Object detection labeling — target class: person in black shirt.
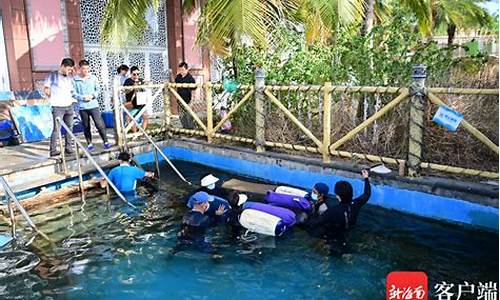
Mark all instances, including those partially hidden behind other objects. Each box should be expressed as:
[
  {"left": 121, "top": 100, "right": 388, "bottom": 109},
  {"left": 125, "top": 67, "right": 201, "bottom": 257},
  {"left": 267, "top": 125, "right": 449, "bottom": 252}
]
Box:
[
  {"left": 306, "top": 170, "right": 371, "bottom": 254},
  {"left": 174, "top": 62, "right": 196, "bottom": 129},
  {"left": 123, "top": 66, "right": 149, "bottom": 132},
  {"left": 174, "top": 191, "right": 226, "bottom": 255}
]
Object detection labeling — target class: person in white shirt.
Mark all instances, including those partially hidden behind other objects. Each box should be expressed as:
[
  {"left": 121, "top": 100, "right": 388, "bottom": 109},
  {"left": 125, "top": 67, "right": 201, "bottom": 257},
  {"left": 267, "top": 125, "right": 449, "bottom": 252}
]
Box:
[
  {"left": 43, "top": 58, "right": 76, "bottom": 157},
  {"left": 113, "top": 64, "right": 129, "bottom": 105}
]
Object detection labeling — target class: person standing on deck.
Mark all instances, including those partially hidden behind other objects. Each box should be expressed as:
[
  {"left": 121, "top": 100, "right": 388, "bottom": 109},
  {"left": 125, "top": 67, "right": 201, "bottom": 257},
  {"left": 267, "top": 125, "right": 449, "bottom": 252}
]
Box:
[
  {"left": 123, "top": 66, "right": 149, "bottom": 133},
  {"left": 114, "top": 64, "right": 129, "bottom": 86},
  {"left": 113, "top": 64, "right": 129, "bottom": 104},
  {"left": 107, "top": 151, "right": 154, "bottom": 193},
  {"left": 73, "top": 59, "right": 111, "bottom": 152},
  {"left": 44, "top": 58, "right": 76, "bottom": 157},
  {"left": 174, "top": 62, "right": 196, "bottom": 129}
]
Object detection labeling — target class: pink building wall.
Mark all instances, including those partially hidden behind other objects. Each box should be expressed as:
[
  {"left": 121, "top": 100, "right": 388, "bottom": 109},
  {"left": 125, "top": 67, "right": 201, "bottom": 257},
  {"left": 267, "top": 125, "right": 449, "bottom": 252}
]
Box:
[{"left": 26, "top": 0, "right": 66, "bottom": 71}]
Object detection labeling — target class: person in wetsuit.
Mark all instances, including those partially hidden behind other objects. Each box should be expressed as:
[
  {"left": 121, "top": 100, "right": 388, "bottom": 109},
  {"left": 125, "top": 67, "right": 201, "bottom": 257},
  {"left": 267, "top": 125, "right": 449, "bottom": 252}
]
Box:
[
  {"left": 305, "top": 170, "right": 371, "bottom": 253},
  {"left": 225, "top": 193, "right": 249, "bottom": 236},
  {"left": 175, "top": 191, "right": 226, "bottom": 255},
  {"left": 186, "top": 173, "right": 231, "bottom": 201}
]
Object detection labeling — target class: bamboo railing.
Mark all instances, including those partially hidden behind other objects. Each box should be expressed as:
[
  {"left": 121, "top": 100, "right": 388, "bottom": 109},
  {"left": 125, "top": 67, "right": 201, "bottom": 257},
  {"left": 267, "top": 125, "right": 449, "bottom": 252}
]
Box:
[{"left": 115, "top": 68, "right": 499, "bottom": 180}]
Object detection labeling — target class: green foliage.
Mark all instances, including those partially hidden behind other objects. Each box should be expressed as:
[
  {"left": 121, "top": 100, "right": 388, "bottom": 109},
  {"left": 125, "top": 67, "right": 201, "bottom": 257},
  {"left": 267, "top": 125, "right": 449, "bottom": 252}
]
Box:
[{"left": 223, "top": 13, "right": 484, "bottom": 88}]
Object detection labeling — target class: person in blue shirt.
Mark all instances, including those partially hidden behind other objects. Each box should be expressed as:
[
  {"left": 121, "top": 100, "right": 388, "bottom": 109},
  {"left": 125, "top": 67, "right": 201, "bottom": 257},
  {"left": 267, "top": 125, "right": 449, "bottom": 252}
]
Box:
[
  {"left": 73, "top": 59, "right": 111, "bottom": 152},
  {"left": 107, "top": 151, "right": 154, "bottom": 193}
]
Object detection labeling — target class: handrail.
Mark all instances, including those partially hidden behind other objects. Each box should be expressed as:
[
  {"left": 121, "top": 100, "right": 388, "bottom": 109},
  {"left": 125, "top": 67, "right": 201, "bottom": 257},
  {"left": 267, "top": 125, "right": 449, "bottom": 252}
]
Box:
[
  {"left": 0, "top": 176, "right": 52, "bottom": 242},
  {"left": 121, "top": 105, "right": 192, "bottom": 185},
  {"left": 55, "top": 117, "right": 136, "bottom": 208}
]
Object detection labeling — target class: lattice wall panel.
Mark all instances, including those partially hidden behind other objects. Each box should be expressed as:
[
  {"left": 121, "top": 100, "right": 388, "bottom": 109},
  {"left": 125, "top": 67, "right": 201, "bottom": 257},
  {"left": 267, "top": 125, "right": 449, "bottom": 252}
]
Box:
[{"left": 79, "top": 0, "right": 168, "bottom": 114}]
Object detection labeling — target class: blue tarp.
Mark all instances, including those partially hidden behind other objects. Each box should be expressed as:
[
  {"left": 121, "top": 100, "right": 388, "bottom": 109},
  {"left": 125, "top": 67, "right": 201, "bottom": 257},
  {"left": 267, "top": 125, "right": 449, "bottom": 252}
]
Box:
[{"left": 10, "top": 104, "right": 83, "bottom": 143}]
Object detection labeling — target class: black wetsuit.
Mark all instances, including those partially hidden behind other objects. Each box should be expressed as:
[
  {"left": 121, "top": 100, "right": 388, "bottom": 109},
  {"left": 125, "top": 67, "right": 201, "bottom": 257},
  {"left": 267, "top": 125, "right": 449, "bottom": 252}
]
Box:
[
  {"left": 306, "top": 178, "right": 371, "bottom": 242},
  {"left": 185, "top": 186, "right": 232, "bottom": 203},
  {"left": 179, "top": 210, "right": 210, "bottom": 243},
  {"left": 349, "top": 178, "right": 371, "bottom": 226}
]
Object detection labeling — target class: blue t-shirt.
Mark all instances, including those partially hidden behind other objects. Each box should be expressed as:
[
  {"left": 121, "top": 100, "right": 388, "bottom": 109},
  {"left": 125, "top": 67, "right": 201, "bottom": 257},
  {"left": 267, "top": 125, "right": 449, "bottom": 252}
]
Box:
[{"left": 108, "top": 165, "right": 146, "bottom": 193}]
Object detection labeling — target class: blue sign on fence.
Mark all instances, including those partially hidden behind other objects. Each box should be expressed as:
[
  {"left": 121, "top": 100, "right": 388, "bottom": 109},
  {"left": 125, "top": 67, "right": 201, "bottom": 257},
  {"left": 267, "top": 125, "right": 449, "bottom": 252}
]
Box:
[{"left": 432, "top": 105, "right": 464, "bottom": 132}]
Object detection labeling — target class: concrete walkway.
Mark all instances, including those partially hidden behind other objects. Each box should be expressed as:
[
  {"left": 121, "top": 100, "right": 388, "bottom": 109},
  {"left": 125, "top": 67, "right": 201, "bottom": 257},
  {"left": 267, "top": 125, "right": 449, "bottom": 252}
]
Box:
[{"left": 0, "top": 132, "right": 117, "bottom": 176}]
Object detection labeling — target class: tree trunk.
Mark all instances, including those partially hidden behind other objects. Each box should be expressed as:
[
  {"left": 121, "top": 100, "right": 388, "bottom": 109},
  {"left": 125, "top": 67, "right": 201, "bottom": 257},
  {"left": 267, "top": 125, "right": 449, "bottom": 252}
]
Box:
[
  {"left": 447, "top": 23, "right": 456, "bottom": 45},
  {"left": 361, "top": 0, "right": 376, "bottom": 36},
  {"left": 232, "top": 55, "right": 238, "bottom": 79}
]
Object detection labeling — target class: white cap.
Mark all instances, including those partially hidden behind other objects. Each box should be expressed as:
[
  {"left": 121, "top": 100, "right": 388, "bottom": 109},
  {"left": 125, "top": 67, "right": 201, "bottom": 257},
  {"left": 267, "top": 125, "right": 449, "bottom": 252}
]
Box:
[
  {"left": 237, "top": 194, "right": 248, "bottom": 206},
  {"left": 201, "top": 174, "right": 219, "bottom": 187},
  {"left": 370, "top": 163, "right": 391, "bottom": 174}
]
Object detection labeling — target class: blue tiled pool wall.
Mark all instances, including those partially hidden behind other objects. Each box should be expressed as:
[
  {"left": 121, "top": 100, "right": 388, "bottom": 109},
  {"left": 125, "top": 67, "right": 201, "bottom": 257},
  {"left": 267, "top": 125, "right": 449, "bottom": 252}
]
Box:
[{"left": 134, "top": 146, "right": 499, "bottom": 232}]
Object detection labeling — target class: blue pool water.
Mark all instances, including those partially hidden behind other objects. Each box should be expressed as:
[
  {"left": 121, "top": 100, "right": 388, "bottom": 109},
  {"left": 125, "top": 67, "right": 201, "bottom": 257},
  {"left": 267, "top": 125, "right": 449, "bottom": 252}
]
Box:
[{"left": 0, "top": 161, "right": 498, "bottom": 299}]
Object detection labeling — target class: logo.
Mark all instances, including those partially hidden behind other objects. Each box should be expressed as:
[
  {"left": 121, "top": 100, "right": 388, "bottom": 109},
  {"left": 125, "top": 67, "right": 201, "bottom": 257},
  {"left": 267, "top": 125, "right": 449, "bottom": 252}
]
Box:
[{"left": 387, "top": 271, "right": 428, "bottom": 300}]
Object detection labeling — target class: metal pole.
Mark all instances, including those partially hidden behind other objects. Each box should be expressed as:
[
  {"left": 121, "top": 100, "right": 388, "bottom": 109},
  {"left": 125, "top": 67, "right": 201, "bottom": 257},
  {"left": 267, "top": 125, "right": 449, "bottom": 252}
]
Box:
[
  {"left": 407, "top": 64, "right": 427, "bottom": 177},
  {"left": 55, "top": 118, "right": 135, "bottom": 208},
  {"left": 255, "top": 67, "right": 266, "bottom": 153},
  {"left": 0, "top": 177, "right": 51, "bottom": 242},
  {"left": 57, "top": 120, "right": 68, "bottom": 175},
  {"left": 75, "top": 143, "right": 86, "bottom": 202},
  {"left": 154, "top": 148, "right": 161, "bottom": 180},
  {"left": 122, "top": 106, "right": 191, "bottom": 185}
]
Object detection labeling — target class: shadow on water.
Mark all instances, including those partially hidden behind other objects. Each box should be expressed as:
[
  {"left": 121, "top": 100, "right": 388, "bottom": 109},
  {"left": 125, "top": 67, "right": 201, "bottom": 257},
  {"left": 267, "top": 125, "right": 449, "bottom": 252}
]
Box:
[{"left": 0, "top": 160, "right": 497, "bottom": 299}]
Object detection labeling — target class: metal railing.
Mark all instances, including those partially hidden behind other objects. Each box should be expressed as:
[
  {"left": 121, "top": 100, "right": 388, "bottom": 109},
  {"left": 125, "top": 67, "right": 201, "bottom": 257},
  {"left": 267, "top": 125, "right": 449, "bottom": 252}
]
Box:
[
  {"left": 55, "top": 117, "right": 136, "bottom": 208},
  {"left": 121, "top": 105, "right": 191, "bottom": 185},
  {"left": 0, "top": 176, "right": 51, "bottom": 242}
]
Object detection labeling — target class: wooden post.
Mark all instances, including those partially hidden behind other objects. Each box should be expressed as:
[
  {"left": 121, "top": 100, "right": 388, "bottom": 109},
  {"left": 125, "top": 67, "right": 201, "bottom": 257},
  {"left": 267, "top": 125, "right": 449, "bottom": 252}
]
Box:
[
  {"left": 205, "top": 82, "right": 213, "bottom": 143},
  {"left": 163, "top": 83, "right": 171, "bottom": 129},
  {"left": 407, "top": 64, "right": 427, "bottom": 177},
  {"left": 113, "top": 83, "right": 124, "bottom": 147},
  {"left": 255, "top": 68, "right": 266, "bottom": 153},
  {"left": 322, "top": 82, "right": 332, "bottom": 163}
]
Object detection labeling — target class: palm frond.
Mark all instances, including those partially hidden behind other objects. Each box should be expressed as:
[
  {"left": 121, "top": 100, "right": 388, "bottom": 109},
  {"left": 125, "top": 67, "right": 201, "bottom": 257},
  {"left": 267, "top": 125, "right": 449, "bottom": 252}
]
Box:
[
  {"left": 196, "top": 0, "right": 299, "bottom": 56},
  {"left": 335, "top": 0, "right": 366, "bottom": 25},
  {"left": 400, "top": 0, "right": 433, "bottom": 35},
  {"left": 101, "top": 0, "right": 160, "bottom": 47},
  {"left": 295, "top": 0, "right": 364, "bottom": 44},
  {"left": 434, "top": 0, "right": 493, "bottom": 32}
]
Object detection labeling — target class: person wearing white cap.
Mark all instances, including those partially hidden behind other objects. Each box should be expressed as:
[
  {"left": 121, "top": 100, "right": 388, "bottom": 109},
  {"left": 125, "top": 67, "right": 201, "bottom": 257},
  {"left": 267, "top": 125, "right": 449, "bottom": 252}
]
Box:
[{"left": 185, "top": 173, "right": 231, "bottom": 206}]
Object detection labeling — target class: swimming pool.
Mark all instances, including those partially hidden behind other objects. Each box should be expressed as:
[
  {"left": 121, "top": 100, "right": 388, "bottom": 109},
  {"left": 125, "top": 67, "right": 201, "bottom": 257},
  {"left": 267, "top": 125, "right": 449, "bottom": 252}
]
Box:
[{"left": 0, "top": 161, "right": 498, "bottom": 299}]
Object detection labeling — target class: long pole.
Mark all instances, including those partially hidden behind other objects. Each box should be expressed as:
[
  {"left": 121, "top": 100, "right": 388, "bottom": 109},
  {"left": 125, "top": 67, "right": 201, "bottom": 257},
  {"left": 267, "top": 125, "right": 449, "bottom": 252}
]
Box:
[
  {"left": 0, "top": 177, "right": 51, "bottom": 242},
  {"left": 75, "top": 143, "right": 86, "bottom": 202},
  {"left": 122, "top": 107, "right": 191, "bottom": 185}
]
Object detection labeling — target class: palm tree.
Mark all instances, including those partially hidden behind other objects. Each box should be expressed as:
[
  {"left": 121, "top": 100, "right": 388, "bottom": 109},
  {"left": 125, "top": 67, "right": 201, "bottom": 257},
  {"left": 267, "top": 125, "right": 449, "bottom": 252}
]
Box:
[
  {"left": 101, "top": 0, "right": 301, "bottom": 55},
  {"left": 101, "top": 0, "right": 161, "bottom": 46},
  {"left": 430, "top": 0, "right": 493, "bottom": 44},
  {"left": 293, "top": 0, "right": 365, "bottom": 44},
  {"left": 101, "top": 0, "right": 366, "bottom": 54}
]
